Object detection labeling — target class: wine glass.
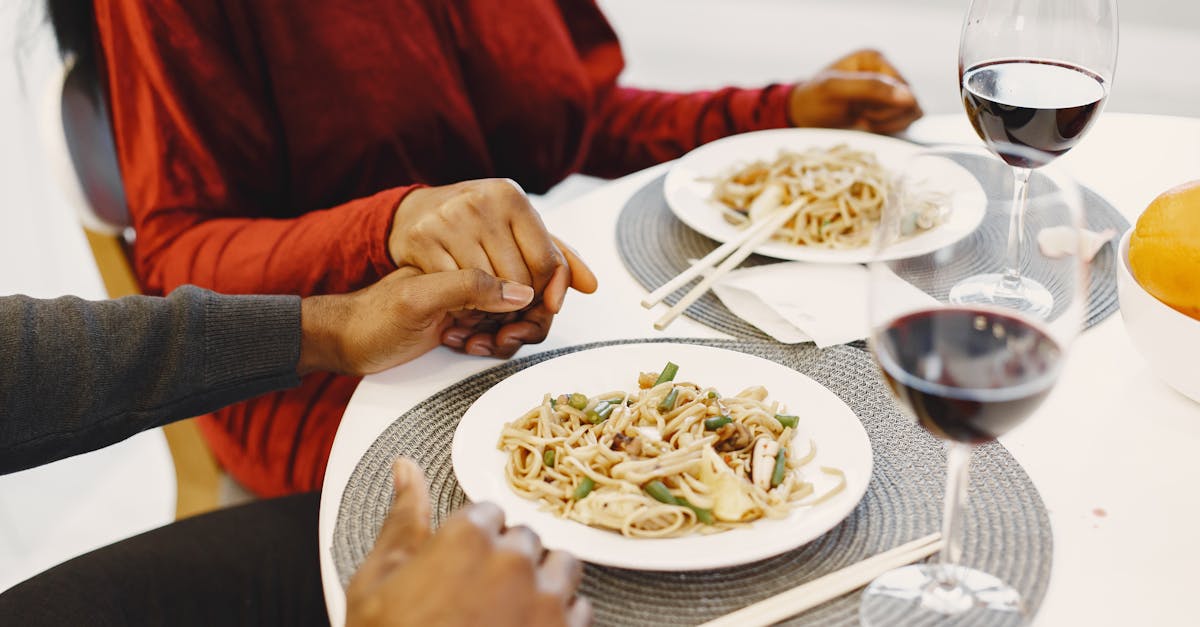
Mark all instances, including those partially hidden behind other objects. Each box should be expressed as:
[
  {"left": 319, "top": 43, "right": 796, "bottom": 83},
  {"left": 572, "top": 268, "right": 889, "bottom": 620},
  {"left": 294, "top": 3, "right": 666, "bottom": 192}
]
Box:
[
  {"left": 953, "top": 0, "right": 1117, "bottom": 318},
  {"left": 859, "top": 143, "right": 1086, "bottom": 626}
]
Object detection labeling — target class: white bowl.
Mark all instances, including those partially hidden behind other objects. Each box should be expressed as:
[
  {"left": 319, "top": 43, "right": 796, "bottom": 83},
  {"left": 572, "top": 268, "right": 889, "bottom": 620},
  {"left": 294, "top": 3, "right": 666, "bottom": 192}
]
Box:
[{"left": 1116, "top": 229, "right": 1200, "bottom": 403}]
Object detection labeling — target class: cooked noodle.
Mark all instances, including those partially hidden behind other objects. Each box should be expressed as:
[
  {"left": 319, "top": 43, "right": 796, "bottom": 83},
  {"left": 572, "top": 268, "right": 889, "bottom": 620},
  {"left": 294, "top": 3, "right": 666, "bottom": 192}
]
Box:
[
  {"left": 708, "top": 144, "right": 945, "bottom": 249},
  {"left": 497, "top": 364, "right": 846, "bottom": 538}
]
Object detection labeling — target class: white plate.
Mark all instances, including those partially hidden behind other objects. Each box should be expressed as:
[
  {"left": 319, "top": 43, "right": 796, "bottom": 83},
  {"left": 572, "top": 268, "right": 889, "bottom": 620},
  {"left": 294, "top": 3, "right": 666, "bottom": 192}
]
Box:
[
  {"left": 662, "top": 128, "right": 987, "bottom": 263},
  {"left": 451, "top": 343, "right": 873, "bottom": 571}
]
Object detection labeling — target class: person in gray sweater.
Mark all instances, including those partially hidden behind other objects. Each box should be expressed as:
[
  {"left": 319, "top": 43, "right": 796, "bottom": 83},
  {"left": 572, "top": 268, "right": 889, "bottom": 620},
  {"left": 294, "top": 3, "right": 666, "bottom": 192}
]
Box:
[{"left": 0, "top": 267, "right": 590, "bottom": 626}]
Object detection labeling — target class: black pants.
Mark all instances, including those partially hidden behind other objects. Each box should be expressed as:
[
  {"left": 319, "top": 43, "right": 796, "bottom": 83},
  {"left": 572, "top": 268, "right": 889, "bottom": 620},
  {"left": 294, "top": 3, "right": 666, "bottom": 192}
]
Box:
[{"left": 0, "top": 492, "right": 330, "bottom": 626}]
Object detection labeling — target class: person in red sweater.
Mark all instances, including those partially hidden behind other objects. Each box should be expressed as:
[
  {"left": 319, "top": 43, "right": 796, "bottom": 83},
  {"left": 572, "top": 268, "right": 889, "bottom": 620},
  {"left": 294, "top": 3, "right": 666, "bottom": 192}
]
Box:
[{"left": 67, "top": 0, "right": 922, "bottom": 496}]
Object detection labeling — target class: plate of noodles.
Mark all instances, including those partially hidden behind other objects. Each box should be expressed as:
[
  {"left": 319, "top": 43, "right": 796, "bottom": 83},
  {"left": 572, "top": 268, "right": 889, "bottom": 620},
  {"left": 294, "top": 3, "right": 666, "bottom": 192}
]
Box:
[
  {"left": 450, "top": 343, "right": 872, "bottom": 571},
  {"left": 662, "top": 128, "right": 987, "bottom": 263}
]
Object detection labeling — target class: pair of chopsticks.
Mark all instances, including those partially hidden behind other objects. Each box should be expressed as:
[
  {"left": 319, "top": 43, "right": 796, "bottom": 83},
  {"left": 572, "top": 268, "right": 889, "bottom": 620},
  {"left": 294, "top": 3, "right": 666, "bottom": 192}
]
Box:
[
  {"left": 698, "top": 533, "right": 944, "bottom": 627},
  {"left": 641, "top": 201, "right": 803, "bottom": 331}
]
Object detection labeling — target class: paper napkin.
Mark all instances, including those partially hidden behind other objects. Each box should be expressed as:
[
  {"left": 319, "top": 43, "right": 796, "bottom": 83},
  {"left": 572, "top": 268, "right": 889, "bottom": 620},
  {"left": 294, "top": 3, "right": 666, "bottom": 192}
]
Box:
[{"left": 710, "top": 262, "right": 939, "bottom": 347}]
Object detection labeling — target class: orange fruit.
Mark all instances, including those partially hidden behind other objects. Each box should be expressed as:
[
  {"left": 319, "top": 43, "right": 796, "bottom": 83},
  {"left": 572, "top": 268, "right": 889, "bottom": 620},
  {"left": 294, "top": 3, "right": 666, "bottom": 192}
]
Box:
[{"left": 1129, "top": 180, "right": 1200, "bottom": 320}]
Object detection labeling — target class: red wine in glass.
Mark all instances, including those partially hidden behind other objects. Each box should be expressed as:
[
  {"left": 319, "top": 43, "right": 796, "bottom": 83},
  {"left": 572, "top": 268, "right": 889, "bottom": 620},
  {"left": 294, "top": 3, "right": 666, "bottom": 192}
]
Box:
[
  {"left": 875, "top": 307, "right": 1063, "bottom": 445},
  {"left": 962, "top": 59, "right": 1108, "bottom": 169}
]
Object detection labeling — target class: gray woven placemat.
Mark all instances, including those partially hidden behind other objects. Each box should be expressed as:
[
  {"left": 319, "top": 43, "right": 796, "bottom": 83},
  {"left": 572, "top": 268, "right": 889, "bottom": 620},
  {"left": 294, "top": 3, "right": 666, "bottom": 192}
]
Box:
[
  {"left": 332, "top": 338, "right": 1052, "bottom": 626},
  {"left": 616, "top": 157, "right": 1128, "bottom": 340}
]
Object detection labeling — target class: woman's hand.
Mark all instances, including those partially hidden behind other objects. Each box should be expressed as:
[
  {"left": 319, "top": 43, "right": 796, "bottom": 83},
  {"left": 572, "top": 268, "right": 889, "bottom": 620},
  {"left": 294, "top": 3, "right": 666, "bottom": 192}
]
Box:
[
  {"left": 298, "top": 267, "right": 537, "bottom": 376},
  {"left": 388, "top": 179, "right": 598, "bottom": 357},
  {"left": 788, "top": 49, "right": 923, "bottom": 134},
  {"left": 346, "top": 459, "right": 591, "bottom": 627}
]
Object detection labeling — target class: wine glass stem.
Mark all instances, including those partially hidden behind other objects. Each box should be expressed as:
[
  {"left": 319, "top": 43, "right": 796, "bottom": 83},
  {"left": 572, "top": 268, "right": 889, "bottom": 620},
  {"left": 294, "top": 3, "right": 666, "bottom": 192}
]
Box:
[
  {"left": 937, "top": 442, "right": 972, "bottom": 583},
  {"left": 1000, "top": 166, "right": 1032, "bottom": 294}
]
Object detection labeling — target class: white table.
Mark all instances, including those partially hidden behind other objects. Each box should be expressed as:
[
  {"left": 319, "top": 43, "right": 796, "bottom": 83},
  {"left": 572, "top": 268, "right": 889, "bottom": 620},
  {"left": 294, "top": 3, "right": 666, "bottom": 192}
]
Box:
[{"left": 319, "top": 112, "right": 1200, "bottom": 626}]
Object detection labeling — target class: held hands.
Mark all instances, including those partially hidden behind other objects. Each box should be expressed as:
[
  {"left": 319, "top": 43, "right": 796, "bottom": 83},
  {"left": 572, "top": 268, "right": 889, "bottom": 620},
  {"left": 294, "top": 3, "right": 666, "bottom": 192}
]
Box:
[
  {"left": 788, "top": 49, "right": 923, "bottom": 134},
  {"left": 347, "top": 459, "right": 591, "bottom": 627},
  {"left": 388, "top": 179, "right": 598, "bottom": 358},
  {"left": 298, "top": 267, "right": 538, "bottom": 376}
]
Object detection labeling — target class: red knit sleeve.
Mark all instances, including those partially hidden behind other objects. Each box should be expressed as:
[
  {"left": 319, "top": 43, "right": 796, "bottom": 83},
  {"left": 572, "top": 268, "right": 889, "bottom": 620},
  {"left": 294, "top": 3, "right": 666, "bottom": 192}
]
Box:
[
  {"left": 581, "top": 84, "right": 795, "bottom": 179},
  {"left": 94, "top": 2, "right": 407, "bottom": 297}
]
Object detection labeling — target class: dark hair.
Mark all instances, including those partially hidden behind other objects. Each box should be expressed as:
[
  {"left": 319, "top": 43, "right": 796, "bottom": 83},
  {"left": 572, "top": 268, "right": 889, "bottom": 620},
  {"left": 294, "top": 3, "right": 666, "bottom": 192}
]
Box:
[{"left": 46, "top": 0, "right": 97, "bottom": 88}]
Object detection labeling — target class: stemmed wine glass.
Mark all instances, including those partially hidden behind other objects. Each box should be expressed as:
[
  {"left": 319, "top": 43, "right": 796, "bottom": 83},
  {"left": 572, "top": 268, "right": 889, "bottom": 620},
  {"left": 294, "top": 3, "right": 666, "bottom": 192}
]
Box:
[
  {"left": 953, "top": 0, "right": 1117, "bottom": 317},
  {"left": 859, "top": 143, "right": 1086, "bottom": 626}
]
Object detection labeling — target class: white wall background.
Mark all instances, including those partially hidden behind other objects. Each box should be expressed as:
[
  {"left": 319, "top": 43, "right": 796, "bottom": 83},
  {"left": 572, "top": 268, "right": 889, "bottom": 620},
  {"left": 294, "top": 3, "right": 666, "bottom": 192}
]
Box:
[{"left": 598, "top": 0, "right": 1200, "bottom": 118}]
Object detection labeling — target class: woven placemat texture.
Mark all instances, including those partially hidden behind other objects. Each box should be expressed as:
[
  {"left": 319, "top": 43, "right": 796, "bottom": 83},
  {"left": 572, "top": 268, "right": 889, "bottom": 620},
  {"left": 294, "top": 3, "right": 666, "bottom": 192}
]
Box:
[
  {"left": 616, "top": 157, "right": 1128, "bottom": 340},
  {"left": 332, "top": 338, "right": 1052, "bottom": 626}
]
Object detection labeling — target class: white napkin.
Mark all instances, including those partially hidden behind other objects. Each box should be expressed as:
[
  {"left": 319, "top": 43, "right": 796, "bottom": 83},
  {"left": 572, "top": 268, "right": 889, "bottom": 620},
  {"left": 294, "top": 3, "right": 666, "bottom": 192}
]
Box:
[{"left": 710, "top": 262, "right": 938, "bottom": 347}]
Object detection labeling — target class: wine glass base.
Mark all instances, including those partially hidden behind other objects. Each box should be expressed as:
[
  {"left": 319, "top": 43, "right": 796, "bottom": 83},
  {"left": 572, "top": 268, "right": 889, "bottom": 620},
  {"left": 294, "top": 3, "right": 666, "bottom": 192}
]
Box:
[
  {"left": 949, "top": 273, "right": 1054, "bottom": 318},
  {"left": 859, "top": 564, "right": 1027, "bottom": 627}
]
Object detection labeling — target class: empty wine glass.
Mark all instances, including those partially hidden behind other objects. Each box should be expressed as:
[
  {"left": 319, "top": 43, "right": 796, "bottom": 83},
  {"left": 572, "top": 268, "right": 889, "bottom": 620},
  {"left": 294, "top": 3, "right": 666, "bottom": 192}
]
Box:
[
  {"left": 860, "top": 143, "right": 1085, "bottom": 626},
  {"left": 953, "top": 0, "right": 1117, "bottom": 317}
]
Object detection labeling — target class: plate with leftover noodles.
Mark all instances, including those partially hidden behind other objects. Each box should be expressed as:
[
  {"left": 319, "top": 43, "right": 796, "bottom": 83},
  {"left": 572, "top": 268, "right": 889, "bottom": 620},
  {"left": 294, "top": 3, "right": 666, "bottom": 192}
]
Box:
[
  {"left": 450, "top": 342, "right": 872, "bottom": 571},
  {"left": 662, "top": 128, "right": 986, "bottom": 263}
]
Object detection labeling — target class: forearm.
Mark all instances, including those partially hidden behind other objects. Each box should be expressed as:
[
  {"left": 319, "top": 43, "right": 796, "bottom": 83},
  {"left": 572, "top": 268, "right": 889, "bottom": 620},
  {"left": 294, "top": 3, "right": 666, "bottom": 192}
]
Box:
[
  {"left": 134, "top": 186, "right": 418, "bottom": 297},
  {"left": 581, "top": 84, "right": 793, "bottom": 178},
  {"left": 0, "top": 286, "right": 302, "bottom": 474}
]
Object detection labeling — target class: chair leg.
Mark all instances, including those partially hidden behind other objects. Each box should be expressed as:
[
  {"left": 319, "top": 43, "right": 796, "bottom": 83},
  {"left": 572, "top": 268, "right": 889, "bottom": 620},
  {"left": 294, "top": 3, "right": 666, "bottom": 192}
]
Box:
[
  {"left": 161, "top": 420, "right": 225, "bottom": 518},
  {"left": 82, "top": 228, "right": 140, "bottom": 298}
]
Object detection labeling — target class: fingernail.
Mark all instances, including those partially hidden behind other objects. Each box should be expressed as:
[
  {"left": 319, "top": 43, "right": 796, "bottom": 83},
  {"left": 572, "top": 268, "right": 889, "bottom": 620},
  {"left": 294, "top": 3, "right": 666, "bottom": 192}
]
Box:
[
  {"left": 892, "top": 84, "right": 915, "bottom": 101},
  {"left": 467, "top": 344, "right": 492, "bottom": 356},
  {"left": 444, "top": 329, "right": 469, "bottom": 345},
  {"left": 501, "top": 281, "right": 535, "bottom": 305}
]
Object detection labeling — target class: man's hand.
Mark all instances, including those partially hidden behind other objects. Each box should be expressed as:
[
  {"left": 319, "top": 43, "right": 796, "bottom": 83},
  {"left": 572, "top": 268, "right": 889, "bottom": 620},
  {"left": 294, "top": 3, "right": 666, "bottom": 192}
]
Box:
[
  {"left": 297, "top": 267, "right": 536, "bottom": 376},
  {"left": 788, "top": 49, "right": 923, "bottom": 134},
  {"left": 346, "top": 459, "right": 592, "bottom": 627},
  {"left": 388, "top": 179, "right": 597, "bottom": 357},
  {"left": 439, "top": 235, "right": 594, "bottom": 358}
]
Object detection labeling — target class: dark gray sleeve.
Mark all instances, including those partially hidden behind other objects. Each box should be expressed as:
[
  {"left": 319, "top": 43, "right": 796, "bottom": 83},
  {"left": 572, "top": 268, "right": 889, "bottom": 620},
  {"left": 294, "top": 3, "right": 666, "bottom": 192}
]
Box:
[{"left": 0, "top": 285, "right": 303, "bottom": 474}]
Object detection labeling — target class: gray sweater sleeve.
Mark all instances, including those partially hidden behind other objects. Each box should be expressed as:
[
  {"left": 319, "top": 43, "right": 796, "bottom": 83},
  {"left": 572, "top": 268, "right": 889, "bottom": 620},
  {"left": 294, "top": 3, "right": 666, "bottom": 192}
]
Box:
[{"left": 0, "top": 285, "right": 303, "bottom": 474}]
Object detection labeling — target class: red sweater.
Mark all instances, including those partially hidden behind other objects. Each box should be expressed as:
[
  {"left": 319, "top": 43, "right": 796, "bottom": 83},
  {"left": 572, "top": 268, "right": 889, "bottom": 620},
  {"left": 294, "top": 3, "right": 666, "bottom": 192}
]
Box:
[{"left": 94, "top": 0, "right": 793, "bottom": 496}]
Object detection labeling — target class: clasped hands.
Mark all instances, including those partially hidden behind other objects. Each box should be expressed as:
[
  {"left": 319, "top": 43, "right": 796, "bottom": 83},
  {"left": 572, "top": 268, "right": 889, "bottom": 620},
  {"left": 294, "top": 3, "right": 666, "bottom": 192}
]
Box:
[
  {"left": 298, "top": 178, "right": 595, "bottom": 377},
  {"left": 788, "top": 49, "right": 923, "bottom": 134},
  {"left": 387, "top": 178, "right": 598, "bottom": 360}
]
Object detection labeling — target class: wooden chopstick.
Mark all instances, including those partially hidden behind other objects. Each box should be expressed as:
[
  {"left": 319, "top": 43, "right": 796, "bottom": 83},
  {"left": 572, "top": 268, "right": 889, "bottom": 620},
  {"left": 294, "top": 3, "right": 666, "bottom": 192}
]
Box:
[
  {"left": 640, "top": 206, "right": 789, "bottom": 309},
  {"left": 698, "top": 533, "right": 944, "bottom": 627},
  {"left": 652, "top": 201, "right": 802, "bottom": 331}
]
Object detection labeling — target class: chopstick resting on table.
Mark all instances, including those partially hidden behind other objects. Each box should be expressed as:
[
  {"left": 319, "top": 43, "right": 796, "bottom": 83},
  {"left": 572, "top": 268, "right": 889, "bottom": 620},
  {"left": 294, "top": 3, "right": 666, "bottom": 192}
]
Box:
[
  {"left": 649, "top": 200, "right": 803, "bottom": 331},
  {"left": 698, "top": 533, "right": 944, "bottom": 627}
]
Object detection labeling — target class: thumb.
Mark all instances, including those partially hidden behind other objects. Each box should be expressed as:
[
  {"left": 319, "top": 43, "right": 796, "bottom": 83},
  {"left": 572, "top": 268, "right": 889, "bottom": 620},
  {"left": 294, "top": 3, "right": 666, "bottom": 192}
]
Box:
[
  {"left": 350, "top": 458, "right": 431, "bottom": 593},
  {"left": 407, "top": 268, "right": 535, "bottom": 318},
  {"left": 376, "top": 458, "right": 432, "bottom": 554}
]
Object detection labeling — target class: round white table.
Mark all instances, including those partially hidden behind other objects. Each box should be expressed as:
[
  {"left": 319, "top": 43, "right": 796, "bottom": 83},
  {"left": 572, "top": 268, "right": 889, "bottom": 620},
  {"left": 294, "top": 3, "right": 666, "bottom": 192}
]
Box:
[{"left": 319, "top": 112, "right": 1200, "bottom": 626}]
